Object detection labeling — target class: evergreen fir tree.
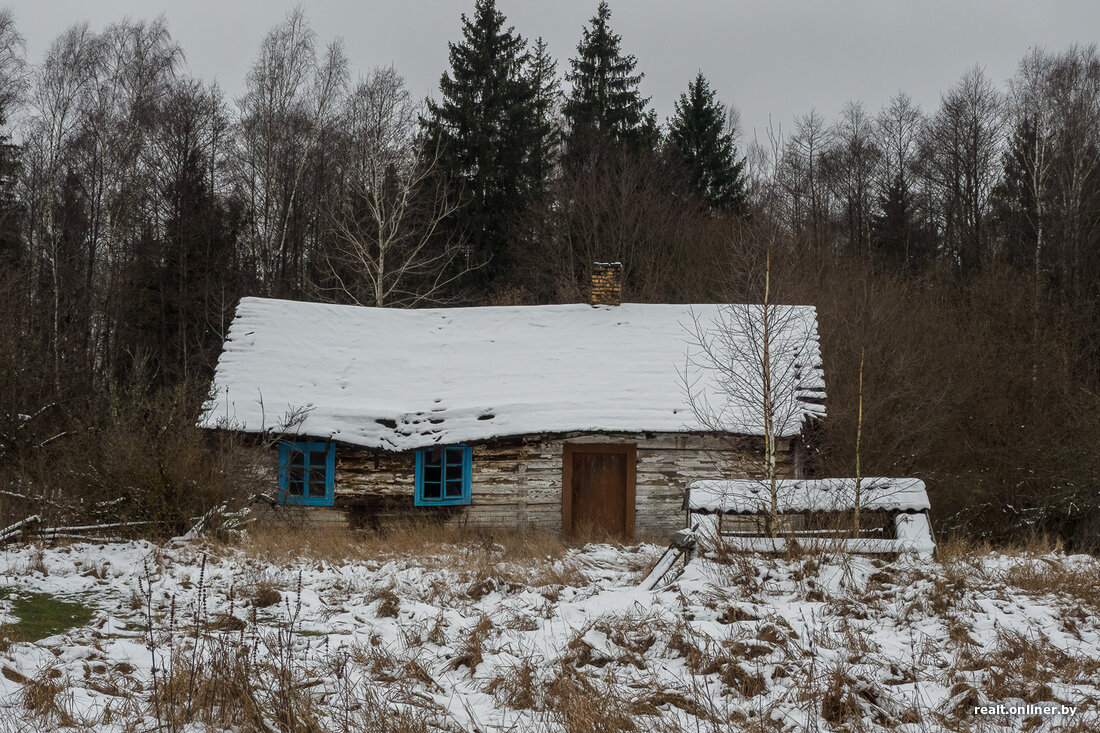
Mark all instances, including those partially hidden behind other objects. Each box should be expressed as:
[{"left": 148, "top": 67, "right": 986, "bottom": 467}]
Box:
[
  {"left": 121, "top": 127, "right": 240, "bottom": 383},
  {"left": 527, "top": 37, "right": 561, "bottom": 196},
  {"left": 0, "top": 135, "right": 22, "bottom": 265},
  {"left": 422, "top": 0, "right": 538, "bottom": 284},
  {"left": 991, "top": 118, "right": 1043, "bottom": 271},
  {"left": 0, "top": 104, "right": 22, "bottom": 265},
  {"left": 871, "top": 171, "right": 935, "bottom": 270},
  {"left": 667, "top": 72, "right": 746, "bottom": 211},
  {"left": 563, "top": 1, "right": 655, "bottom": 161}
]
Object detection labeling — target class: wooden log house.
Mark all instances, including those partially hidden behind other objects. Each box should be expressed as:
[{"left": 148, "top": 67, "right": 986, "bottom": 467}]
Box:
[{"left": 199, "top": 264, "right": 827, "bottom": 538}]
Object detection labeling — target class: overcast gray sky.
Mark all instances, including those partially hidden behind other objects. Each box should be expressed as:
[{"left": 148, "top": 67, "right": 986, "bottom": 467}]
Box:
[{"left": 6, "top": 0, "right": 1100, "bottom": 142}]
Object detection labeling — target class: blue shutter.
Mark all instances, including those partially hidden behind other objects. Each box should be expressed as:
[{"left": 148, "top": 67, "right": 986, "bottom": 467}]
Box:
[
  {"left": 463, "top": 445, "right": 473, "bottom": 504},
  {"left": 325, "top": 442, "right": 336, "bottom": 505},
  {"left": 277, "top": 442, "right": 289, "bottom": 503},
  {"left": 414, "top": 449, "right": 424, "bottom": 505}
]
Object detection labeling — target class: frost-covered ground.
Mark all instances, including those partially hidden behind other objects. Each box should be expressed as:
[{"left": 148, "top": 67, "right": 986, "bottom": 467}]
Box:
[{"left": 0, "top": 537, "right": 1098, "bottom": 732}]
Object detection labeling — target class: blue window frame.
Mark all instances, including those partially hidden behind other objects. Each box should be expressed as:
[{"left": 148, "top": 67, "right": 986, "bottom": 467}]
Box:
[
  {"left": 415, "top": 445, "right": 472, "bottom": 506},
  {"left": 278, "top": 441, "right": 335, "bottom": 506}
]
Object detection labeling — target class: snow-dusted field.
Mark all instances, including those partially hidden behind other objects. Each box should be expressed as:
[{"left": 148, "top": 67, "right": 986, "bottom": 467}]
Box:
[{"left": 0, "top": 536, "right": 1098, "bottom": 732}]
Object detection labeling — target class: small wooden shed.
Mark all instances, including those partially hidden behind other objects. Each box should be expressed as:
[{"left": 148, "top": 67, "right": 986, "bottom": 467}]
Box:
[
  {"left": 199, "top": 269, "right": 827, "bottom": 538},
  {"left": 685, "top": 478, "right": 935, "bottom": 560}
]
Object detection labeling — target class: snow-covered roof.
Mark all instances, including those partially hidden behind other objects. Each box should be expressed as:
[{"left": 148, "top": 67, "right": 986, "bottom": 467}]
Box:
[
  {"left": 687, "top": 478, "right": 929, "bottom": 514},
  {"left": 199, "top": 297, "right": 826, "bottom": 451}
]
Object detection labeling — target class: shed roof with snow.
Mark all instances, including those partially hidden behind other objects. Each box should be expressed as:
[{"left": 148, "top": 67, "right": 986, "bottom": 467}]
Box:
[
  {"left": 687, "top": 478, "right": 930, "bottom": 515},
  {"left": 199, "top": 297, "right": 826, "bottom": 451}
]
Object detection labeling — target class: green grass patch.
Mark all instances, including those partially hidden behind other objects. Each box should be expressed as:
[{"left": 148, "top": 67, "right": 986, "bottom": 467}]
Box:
[{"left": 0, "top": 587, "right": 95, "bottom": 645}]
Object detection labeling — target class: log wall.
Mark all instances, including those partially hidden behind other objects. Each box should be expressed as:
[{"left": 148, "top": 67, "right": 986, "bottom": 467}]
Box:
[{"left": 305, "top": 432, "right": 801, "bottom": 538}]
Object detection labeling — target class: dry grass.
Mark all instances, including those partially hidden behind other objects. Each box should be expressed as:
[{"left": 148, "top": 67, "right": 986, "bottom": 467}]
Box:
[
  {"left": 449, "top": 615, "right": 495, "bottom": 672},
  {"left": 247, "top": 577, "right": 282, "bottom": 609},
  {"left": 4, "top": 529, "right": 1098, "bottom": 732},
  {"left": 1004, "top": 557, "right": 1100, "bottom": 612},
  {"left": 484, "top": 658, "right": 539, "bottom": 710},
  {"left": 541, "top": 663, "right": 643, "bottom": 733},
  {"left": 235, "top": 521, "right": 577, "bottom": 565},
  {"left": 932, "top": 534, "right": 992, "bottom": 563},
  {"left": 235, "top": 522, "right": 595, "bottom": 614},
  {"left": 157, "top": 638, "right": 270, "bottom": 731},
  {"left": 366, "top": 585, "right": 401, "bottom": 618},
  {"left": 351, "top": 638, "right": 441, "bottom": 693},
  {"left": 964, "top": 629, "right": 1100, "bottom": 703},
  {"left": 19, "top": 665, "right": 74, "bottom": 726}
]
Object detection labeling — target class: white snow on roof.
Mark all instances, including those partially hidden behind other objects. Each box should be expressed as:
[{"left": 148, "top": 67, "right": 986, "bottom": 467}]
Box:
[
  {"left": 687, "top": 478, "right": 929, "bottom": 514},
  {"left": 199, "top": 297, "right": 825, "bottom": 450}
]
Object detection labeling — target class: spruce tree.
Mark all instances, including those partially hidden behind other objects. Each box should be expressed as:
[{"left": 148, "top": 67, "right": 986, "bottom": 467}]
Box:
[
  {"left": 563, "top": 1, "right": 655, "bottom": 160},
  {"left": 871, "top": 171, "right": 935, "bottom": 271},
  {"left": 527, "top": 37, "right": 561, "bottom": 196},
  {"left": 668, "top": 72, "right": 746, "bottom": 211},
  {"left": 0, "top": 133, "right": 22, "bottom": 265},
  {"left": 991, "top": 118, "right": 1042, "bottom": 271},
  {"left": 423, "top": 0, "right": 538, "bottom": 284}
]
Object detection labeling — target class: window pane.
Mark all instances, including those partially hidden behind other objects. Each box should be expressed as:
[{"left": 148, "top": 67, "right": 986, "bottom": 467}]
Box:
[
  {"left": 287, "top": 466, "right": 305, "bottom": 496},
  {"left": 287, "top": 449, "right": 306, "bottom": 469},
  {"left": 309, "top": 450, "right": 327, "bottom": 469},
  {"left": 307, "top": 469, "right": 328, "bottom": 496},
  {"left": 423, "top": 462, "right": 441, "bottom": 486},
  {"left": 444, "top": 478, "right": 464, "bottom": 498},
  {"left": 421, "top": 480, "right": 442, "bottom": 499},
  {"left": 444, "top": 447, "right": 465, "bottom": 468}
]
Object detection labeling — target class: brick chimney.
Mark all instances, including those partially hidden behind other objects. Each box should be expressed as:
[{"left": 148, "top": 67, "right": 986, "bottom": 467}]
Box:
[{"left": 590, "top": 262, "right": 623, "bottom": 306}]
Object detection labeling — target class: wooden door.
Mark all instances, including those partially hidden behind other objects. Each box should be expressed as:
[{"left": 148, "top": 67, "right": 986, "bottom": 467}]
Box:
[{"left": 562, "top": 443, "right": 636, "bottom": 538}]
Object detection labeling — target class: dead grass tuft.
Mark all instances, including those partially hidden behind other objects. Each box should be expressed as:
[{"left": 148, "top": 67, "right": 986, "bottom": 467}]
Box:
[
  {"left": 449, "top": 615, "right": 494, "bottom": 672},
  {"left": 973, "top": 630, "right": 1100, "bottom": 703},
  {"left": 933, "top": 534, "right": 991, "bottom": 563},
  {"left": 369, "top": 587, "right": 401, "bottom": 618},
  {"left": 1005, "top": 557, "right": 1100, "bottom": 611},
  {"left": 157, "top": 639, "right": 269, "bottom": 731},
  {"left": 637, "top": 688, "right": 714, "bottom": 722},
  {"left": 717, "top": 605, "right": 759, "bottom": 624},
  {"left": 820, "top": 667, "right": 885, "bottom": 727},
  {"left": 543, "top": 663, "right": 640, "bottom": 733},
  {"left": 928, "top": 565, "right": 973, "bottom": 616},
  {"left": 353, "top": 640, "right": 441, "bottom": 692},
  {"left": 21, "top": 666, "right": 74, "bottom": 725},
  {"left": 248, "top": 578, "right": 282, "bottom": 609},
  {"left": 484, "top": 659, "right": 539, "bottom": 710},
  {"left": 666, "top": 621, "right": 707, "bottom": 671}
]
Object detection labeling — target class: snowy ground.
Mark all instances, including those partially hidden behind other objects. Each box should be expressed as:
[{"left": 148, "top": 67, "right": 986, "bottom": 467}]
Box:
[{"left": 0, "top": 537, "right": 1098, "bottom": 732}]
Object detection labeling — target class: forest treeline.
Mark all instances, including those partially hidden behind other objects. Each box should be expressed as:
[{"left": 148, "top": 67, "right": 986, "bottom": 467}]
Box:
[{"left": 0, "top": 1, "right": 1097, "bottom": 545}]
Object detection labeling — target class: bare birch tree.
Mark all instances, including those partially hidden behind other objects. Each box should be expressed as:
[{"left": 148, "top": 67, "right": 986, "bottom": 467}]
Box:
[
  {"left": 779, "top": 110, "right": 833, "bottom": 250},
  {"left": 81, "top": 19, "right": 182, "bottom": 377},
  {"left": 919, "top": 67, "right": 1004, "bottom": 273},
  {"left": 1006, "top": 49, "right": 1058, "bottom": 387},
  {"left": 684, "top": 244, "right": 819, "bottom": 536},
  {"left": 234, "top": 8, "right": 348, "bottom": 294},
  {"left": 21, "top": 24, "right": 100, "bottom": 390},
  {"left": 874, "top": 92, "right": 928, "bottom": 266},
  {"left": 322, "top": 67, "right": 465, "bottom": 307},
  {"left": 0, "top": 9, "right": 26, "bottom": 123},
  {"left": 1047, "top": 45, "right": 1100, "bottom": 295},
  {"left": 825, "top": 101, "right": 880, "bottom": 257}
]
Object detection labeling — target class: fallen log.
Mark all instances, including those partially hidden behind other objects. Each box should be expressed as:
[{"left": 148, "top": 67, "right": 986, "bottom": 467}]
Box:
[{"left": 0, "top": 515, "right": 41, "bottom": 543}]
